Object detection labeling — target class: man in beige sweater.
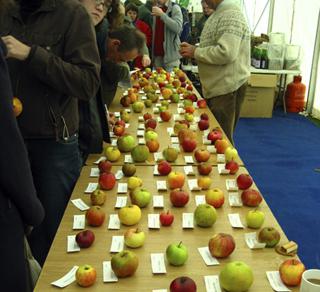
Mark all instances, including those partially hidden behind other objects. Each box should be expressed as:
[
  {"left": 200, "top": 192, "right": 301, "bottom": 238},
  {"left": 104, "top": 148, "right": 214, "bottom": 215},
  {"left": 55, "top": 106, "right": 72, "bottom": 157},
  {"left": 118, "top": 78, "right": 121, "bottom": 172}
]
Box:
[{"left": 180, "top": 0, "right": 250, "bottom": 145}]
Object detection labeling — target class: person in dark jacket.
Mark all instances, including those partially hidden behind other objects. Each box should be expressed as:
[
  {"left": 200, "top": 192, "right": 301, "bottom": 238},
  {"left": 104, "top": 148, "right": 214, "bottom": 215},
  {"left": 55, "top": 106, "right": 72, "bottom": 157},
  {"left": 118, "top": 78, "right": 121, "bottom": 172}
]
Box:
[
  {"left": 0, "top": 0, "right": 100, "bottom": 265},
  {"left": 0, "top": 2, "right": 44, "bottom": 291}
]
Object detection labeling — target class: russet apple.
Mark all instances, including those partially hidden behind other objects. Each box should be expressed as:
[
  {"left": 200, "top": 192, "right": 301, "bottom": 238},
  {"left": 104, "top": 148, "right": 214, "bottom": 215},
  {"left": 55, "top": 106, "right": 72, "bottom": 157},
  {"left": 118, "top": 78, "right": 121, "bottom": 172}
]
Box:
[
  {"left": 208, "top": 233, "right": 236, "bottom": 258},
  {"left": 197, "top": 176, "right": 212, "bottom": 190},
  {"left": 120, "top": 95, "right": 132, "bottom": 107},
  {"left": 205, "top": 188, "right": 224, "bottom": 208},
  {"left": 279, "top": 259, "right": 305, "bottom": 286},
  {"left": 118, "top": 205, "right": 142, "bottom": 226},
  {"left": 75, "top": 230, "right": 95, "bottom": 248},
  {"left": 105, "top": 146, "right": 121, "bottom": 162},
  {"left": 198, "top": 163, "right": 213, "bottom": 175},
  {"left": 237, "top": 173, "right": 253, "bottom": 190},
  {"left": 76, "top": 265, "right": 97, "bottom": 287},
  {"left": 166, "top": 241, "right": 188, "bottom": 266},
  {"left": 194, "top": 204, "right": 217, "bottom": 227},
  {"left": 168, "top": 171, "right": 185, "bottom": 189},
  {"left": 86, "top": 206, "right": 105, "bottom": 227},
  {"left": 90, "top": 189, "right": 106, "bottom": 206},
  {"left": 128, "top": 176, "right": 143, "bottom": 190},
  {"left": 245, "top": 209, "right": 265, "bottom": 229},
  {"left": 131, "top": 145, "right": 150, "bottom": 162},
  {"left": 124, "top": 228, "right": 146, "bottom": 248},
  {"left": 122, "top": 163, "right": 136, "bottom": 177},
  {"left": 160, "top": 210, "right": 174, "bottom": 226},
  {"left": 241, "top": 189, "right": 263, "bottom": 207},
  {"left": 258, "top": 227, "right": 281, "bottom": 247},
  {"left": 170, "top": 188, "right": 189, "bottom": 207},
  {"left": 170, "top": 276, "right": 197, "bottom": 292},
  {"left": 157, "top": 160, "right": 172, "bottom": 176},
  {"left": 99, "top": 172, "right": 116, "bottom": 190},
  {"left": 111, "top": 250, "right": 139, "bottom": 277},
  {"left": 117, "top": 134, "right": 136, "bottom": 152},
  {"left": 144, "top": 99, "right": 152, "bottom": 108},
  {"left": 194, "top": 148, "right": 210, "bottom": 162},
  {"left": 130, "top": 187, "right": 151, "bottom": 208}
]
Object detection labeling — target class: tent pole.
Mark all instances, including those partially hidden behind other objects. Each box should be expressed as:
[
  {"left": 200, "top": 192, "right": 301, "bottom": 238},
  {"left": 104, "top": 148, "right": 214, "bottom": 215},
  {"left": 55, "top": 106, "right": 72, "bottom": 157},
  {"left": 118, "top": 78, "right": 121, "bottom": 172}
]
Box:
[{"left": 267, "top": 0, "right": 275, "bottom": 34}]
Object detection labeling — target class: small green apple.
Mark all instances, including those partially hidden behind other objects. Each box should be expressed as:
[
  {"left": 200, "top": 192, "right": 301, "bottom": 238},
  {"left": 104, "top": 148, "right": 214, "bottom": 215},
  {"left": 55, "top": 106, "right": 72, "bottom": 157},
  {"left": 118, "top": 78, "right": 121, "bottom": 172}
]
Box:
[
  {"left": 194, "top": 204, "right": 217, "bottom": 227},
  {"left": 166, "top": 241, "right": 188, "bottom": 266},
  {"left": 245, "top": 210, "right": 265, "bottom": 229},
  {"left": 124, "top": 228, "right": 146, "bottom": 248},
  {"left": 130, "top": 187, "right": 151, "bottom": 208}
]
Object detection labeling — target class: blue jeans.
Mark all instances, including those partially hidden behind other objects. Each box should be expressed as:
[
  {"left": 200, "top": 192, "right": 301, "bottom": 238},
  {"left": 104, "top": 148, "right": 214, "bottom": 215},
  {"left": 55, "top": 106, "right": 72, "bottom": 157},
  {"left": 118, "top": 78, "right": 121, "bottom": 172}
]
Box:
[{"left": 26, "top": 135, "right": 81, "bottom": 265}]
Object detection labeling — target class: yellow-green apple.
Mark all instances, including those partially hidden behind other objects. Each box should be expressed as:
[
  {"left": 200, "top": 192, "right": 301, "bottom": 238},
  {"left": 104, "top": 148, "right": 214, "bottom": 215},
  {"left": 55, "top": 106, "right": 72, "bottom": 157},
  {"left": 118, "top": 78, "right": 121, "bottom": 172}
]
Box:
[
  {"left": 198, "top": 119, "right": 209, "bottom": 131},
  {"left": 120, "top": 110, "right": 130, "bottom": 122},
  {"left": 131, "top": 145, "right": 150, "bottom": 162},
  {"left": 122, "top": 163, "right": 136, "bottom": 177},
  {"left": 99, "top": 172, "right": 116, "bottom": 190},
  {"left": 200, "top": 113, "right": 209, "bottom": 120},
  {"left": 105, "top": 146, "right": 121, "bottom": 162},
  {"left": 197, "top": 99, "right": 207, "bottom": 108},
  {"left": 198, "top": 163, "right": 212, "bottom": 175},
  {"left": 124, "top": 228, "right": 146, "bottom": 248},
  {"left": 215, "top": 139, "right": 229, "bottom": 154},
  {"left": 258, "top": 227, "right": 281, "bottom": 247},
  {"left": 184, "top": 113, "right": 194, "bottom": 122},
  {"left": 174, "top": 121, "right": 188, "bottom": 134},
  {"left": 145, "top": 118, "right": 157, "bottom": 129},
  {"left": 76, "top": 265, "right": 97, "bottom": 287},
  {"left": 170, "top": 276, "right": 197, "bottom": 292},
  {"left": 241, "top": 189, "right": 263, "bottom": 207},
  {"left": 166, "top": 241, "right": 188, "bottom": 266},
  {"left": 90, "top": 189, "right": 106, "bottom": 206},
  {"left": 144, "top": 99, "right": 152, "bottom": 108},
  {"left": 160, "top": 110, "right": 172, "bottom": 122},
  {"left": 146, "top": 139, "right": 160, "bottom": 153},
  {"left": 194, "top": 148, "right": 210, "bottom": 162},
  {"left": 161, "top": 88, "right": 173, "bottom": 99},
  {"left": 160, "top": 210, "right": 174, "bottom": 226},
  {"left": 279, "top": 259, "right": 305, "bottom": 286},
  {"left": 205, "top": 188, "right": 224, "bottom": 208},
  {"left": 145, "top": 130, "right": 158, "bottom": 142},
  {"left": 181, "top": 138, "right": 197, "bottom": 152},
  {"left": 208, "top": 233, "right": 236, "bottom": 258},
  {"left": 13, "top": 97, "right": 23, "bottom": 117},
  {"left": 75, "top": 230, "right": 95, "bottom": 248},
  {"left": 118, "top": 205, "right": 142, "bottom": 226},
  {"left": 98, "top": 159, "right": 112, "bottom": 173},
  {"left": 194, "top": 204, "right": 217, "bottom": 227},
  {"left": 225, "top": 160, "right": 239, "bottom": 174},
  {"left": 130, "top": 187, "right": 151, "bottom": 208},
  {"left": 207, "top": 128, "right": 223, "bottom": 144},
  {"left": 168, "top": 171, "right": 185, "bottom": 189},
  {"left": 245, "top": 210, "right": 265, "bottom": 229},
  {"left": 197, "top": 176, "right": 212, "bottom": 190},
  {"left": 225, "top": 147, "right": 239, "bottom": 162},
  {"left": 170, "top": 93, "right": 180, "bottom": 103},
  {"left": 237, "top": 174, "right": 253, "bottom": 190},
  {"left": 132, "top": 101, "right": 144, "bottom": 113},
  {"left": 183, "top": 99, "right": 193, "bottom": 107},
  {"left": 113, "top": 124, "right": 125, "bottom": 137},
  {"left": 111, "top": 250, "right": 139, "bottom": 277},
  {"left": 163, "top": 147, "right": 179, "bottom": 162},
  {"left": 86, "top": 206, "right": 105, "bottom": 227},
  {"left": 128, "top": 92, "right": 138, "bottom": 103},
  {"left": 219, "top": 261, "right": 254, "bottom": 292},
  {"left": 147, "top": 92, "right": 159, "bottom": 103},
  {"left": 170, "top": 188, "right": 189, "bottom": 207},
  {"left": 157, "top": 160, "right": 172, "bottom": 175},
  {"left": 128, "top": 176, "right": 143, "bottom": 190},
  {"left": 117, "top": 134, "right": 136, "bottom": 152},
  {"left": 143, "top": 112, "right": 153, "bottom": 121}
]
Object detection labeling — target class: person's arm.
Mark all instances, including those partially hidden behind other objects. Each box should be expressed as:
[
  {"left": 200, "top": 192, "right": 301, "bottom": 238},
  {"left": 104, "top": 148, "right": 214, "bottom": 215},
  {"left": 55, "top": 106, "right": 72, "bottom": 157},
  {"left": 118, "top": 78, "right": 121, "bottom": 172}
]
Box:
[{"left": 160, "top": 5, "right": 182, "bottom": 34}]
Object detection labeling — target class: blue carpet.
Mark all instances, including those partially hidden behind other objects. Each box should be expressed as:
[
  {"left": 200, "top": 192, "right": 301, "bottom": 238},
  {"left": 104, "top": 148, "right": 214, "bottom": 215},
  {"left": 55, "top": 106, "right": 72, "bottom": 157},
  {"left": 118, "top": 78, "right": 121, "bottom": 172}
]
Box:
[{"left": 234, "top": 109, "right": 320, "bottom": 269}]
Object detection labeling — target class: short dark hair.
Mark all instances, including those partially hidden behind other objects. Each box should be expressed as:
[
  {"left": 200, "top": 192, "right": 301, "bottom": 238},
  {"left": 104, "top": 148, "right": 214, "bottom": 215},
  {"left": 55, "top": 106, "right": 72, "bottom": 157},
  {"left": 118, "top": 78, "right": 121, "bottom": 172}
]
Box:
[
  {"left": 109, "top": 25, "right": 145, "bottom": 54},
  {"left": 125, "top": 3, "right": 138, "bottom": 15}
]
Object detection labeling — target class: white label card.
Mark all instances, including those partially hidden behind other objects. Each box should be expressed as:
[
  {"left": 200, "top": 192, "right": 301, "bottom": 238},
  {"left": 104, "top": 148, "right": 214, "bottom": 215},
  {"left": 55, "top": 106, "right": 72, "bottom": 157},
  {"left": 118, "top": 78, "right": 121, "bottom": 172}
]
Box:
[
  {"left": 108, "top": 214, "right": 121, "bottom": 230},
  {"left": 190, "top": 124, "right": 198, "bottom": 131},
  {"left": 171, "top": 144, "right": 180, "bottom": 152},
  {"left": 177, "top": 108, "right": 185, "bottom": 114},
  {"left": 111, "top": 139, "right": 117, "bottom": 146},
  {"left": 138, "top": 116, "right": 144, "bottom": 122},
  {"left": 125, "top": 123, "right": 130, "bottom": 129},
  {"left": 90, "top": 167, "right": 100, "bottom": 177},
  {"left": 228, "top": 192, "right": 243, "bottom": 207},
  {"left": 114, "top": 112, "right": 120, "bottom": 118},
  {"left": 138, "top": 123, "right": 145, "bottom": 130},
  {"left": 141, "top": 95, "right": 147, "bottom": 100},
  {"left": 51, "top": 266, "right": 79, "bottom": 288},
  {"left": 194, "top": 116, "right": 201, "bottom": 122},
  {"left": 137, "top": 130, "right": 145, "bottom": 137},
  {"left": 94, "top": 156, "right": 107, "bottom": 164},
  {"left": 184, "top": 156, "right": 194, "bottom": 164},
  {"left": 198, "top": 247, "right": 220, "bottom": 266},
  {"left": 157, "top": 116, "right": 162, "bottom": 122},
  {"left": 110, "top": 236, "right": 124, "bottom": 253},
  {"left": 184, "top": 165, "right": 195, "bottom": 176},
  {"left": 84, "top": 182, "right": 98, "bottom": 194},
  {"left": 204, "top": 275, "right": 222, "bottom": 292},
  {"left": 150, "top": 253, "right": 166, "bottom": 274},
  {"left": 167, "top": 127, "right": 175, "bottom": 136},
  {"left": 73, "top": 215, "right": 85, "bottom": 230},
  {"left": 217, "top": 154, "right": 225, "bottom": 163},
  {"left": 195, "top": 195, "right": 206, "bottom": 206},
  {"left": 153, "top": 107, "right": 160, "bottom": 114},
  {"left": 67, "top": 235, "right": 80, "bottom": 252},
  {"left": 153, "top": 165, "right": 160, "bottom": 176},
  {"left": 71, "top": 199, "right": 89, "bottom": 211},
  {"left": 115, "top": 196, "right": 127, "bottom": 208},
  {"left": 117, "top": 183, "right": 128, "bottom": 194},
  {"left": 103, "top": 261, "right": 118, "bottom": 283},
  {"left": 157, "top": 180, "right": 167, "bottom": 191},
  {"left": 153, "top": 195, "right": 164, "bottom": 208},
  {"left": 171, "top": 137, "right": 179, "bottom": 144},
  {"left": 228, "top": 213, "right": 244, "bottom": 228},
  {"left": 188, "top": 179, "right": 201, "bottom": 191},
  {"left": 266, "top": 271, "right": 291, "bottom": 292},
  {"left": 207, "top": 145, "right": 216, "bottom": 153},
  {"left": 154, "top": 152, "right": 164, "bottom": 161},
  {"left": 138, "top": 138, "right": 146, "bottom": 145},
  {"left": 203, "top": 137, "right": 211, "bottom": 145},
  {"left": 148, "top": 214, "right": 160, "bottom": 229},
  {"left": 115, "top": 170, "right": 124, "bottom": 180},
  {"left": 173, "top": 114, "right": 182, "bottom": 121},
  {"left": 226, "top": 179, "right": 239, "bottom": 191},
  {"left": 245, "top": 233, "right": 266, "bottom": 249},
  {"left": 109, "top": 131, "right": 116, "bottom": 138},
  {"left": 182, "top": 213, "right": 194, "bottom": 228},
  {"left": 155, "top": 89, "right": 161, "bottom": 94},
  {"left": 218, "top": 164, "right": 230, "bottom": 175}
]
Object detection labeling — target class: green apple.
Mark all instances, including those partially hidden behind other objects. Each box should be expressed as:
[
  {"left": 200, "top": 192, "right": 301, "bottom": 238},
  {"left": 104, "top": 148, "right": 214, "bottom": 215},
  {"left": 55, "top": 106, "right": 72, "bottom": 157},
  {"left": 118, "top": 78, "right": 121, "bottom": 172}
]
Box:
[
  {"left": 183, "top": 99, "right": 193, "bottom": 107},
  {"left": 184, "top": 113, "right": 194, "bottom": 122},
  {"left": 130, "top": 187, "right": 151, "bottom": 208},
  {"left": 159, "top": 105, "right": 168, "bottom": 112},
  {"left": 194, "top": 204, "right": 217, "bottom": 227},
  {"left": 245, "top": 210, "right": 265, "bottom": 229},
  {"left": 163, "top": 147, "right": 179, "bottom": 162},
  {"left": 120, "top": 111, "right": 130, "bottom": 123},
  {"left": 144, "top": 99, "right": 152, "bottom": 108},
  {"left": 105, "top": 146, "right": 121, "bottom": 162},
  {"left": 166, "top": 241, "right": 188, "bottom": 266},
  {"left": 171, "top": 93, "right": 180, "bottom": 103},
  {"left": 124, "top": 228, "right": 146, "bottom": 248},
  {"left": 117, "top": 134, "right": 136, "bottom": 152},
  {"left": 219, "top": 261, "right": 254, "bottom": 292},
  {"left": 111, "top": 250, "right": 139, "bottom": 277},
  {"left": 225, "top": 146, "right": 239, "bottom": 162},
  {"left": 132, "top": 101, "right": 144, "bottom": 113},
  {"left": 131, "top": 145, "right": 150, "bottom": 162},
  {"left": 161, "top": 100, "right": 170, "bottom": 107},
  {"left": 145, "top": 130, "right": 158, "bottom": 141}
]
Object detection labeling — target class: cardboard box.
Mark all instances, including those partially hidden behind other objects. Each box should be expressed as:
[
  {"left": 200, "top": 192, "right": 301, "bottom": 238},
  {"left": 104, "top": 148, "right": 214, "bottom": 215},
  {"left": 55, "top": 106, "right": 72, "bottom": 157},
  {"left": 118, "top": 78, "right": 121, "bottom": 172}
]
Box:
[{"left": 240, "top": 74, "right": 277, "bottom": 118}]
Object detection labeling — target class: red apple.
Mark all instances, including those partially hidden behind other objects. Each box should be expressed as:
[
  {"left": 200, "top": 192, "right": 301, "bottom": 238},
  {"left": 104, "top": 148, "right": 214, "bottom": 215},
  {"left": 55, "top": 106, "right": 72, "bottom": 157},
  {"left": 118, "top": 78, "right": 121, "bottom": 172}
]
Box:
[
  {"left": 76, "top": 265, "right": 97, "bottom": 287},
  {"left": 206, "top": 188, "right": 224, "bottom": 208},
  {"left": 113, "top": 125, "right": 125, "bottom": 137},
  {"left": 86, "top": 206, "right": 105, "bottom": 227},
  {"left": 208, "top": 233, "right": 236, "bottom": 258},
  {"left": 197, "top": 99, "right": 207, "bottom": 108},
  {"left": 200, "top": 113, "right": 209, "bottom": 120},
  {"left": 215, "top": 139, "right": 229, "bottom": 154},
  {"left": 207, "top": 129, "right": 223, "bottom": 144},
  {"left": 168, "top": 171, "right": 185, "bottom": 189},
  {"left": 186, "top": 84, "right": 193, "bottom": 91},
  {"left": 181, "top": 138, "right": 197, "bottom": 152},
  {"left": 186, "top": 93, "right": 197, "bottom": 102},
  {"left": 279, "top": 259, "right": 305, "bottom": 287},
  {"left": 146, "top": 139, "right": 160, "bottom": 153},
  {"left": 170, "top": 276, "right": 197, "bottom": 292},
  {"left": 198, "top": 119, "right": 209, "bottom": 131},
  {"left": 157, "top": 160, "right": 172, "bottom": 176},
  {"left": 225, "top": 160, "right": 239, "bottom": 174},
  {"left": 194, "top": 148, "right": 210, "bottom": 163},
  {"left": 160, "top": 210, "right": 174, "bottom": 226},
  {"left": 170, "top": 188, "right": 189, "bottom": 207},
  {"left": 75, "top": 230, "right": 95, "bottom": 248},
  {"left": 145, "top": 118, "right": 157, "bottom": 129},
  {"left": 197, "top": 163, "right": 212, "bottom": 175},
  {"left": 143, "top": 112, "right": 152, "bottom": 121},
  {"left": 178, "top": 128, "right": 196, "bottom": 144},
  {"left": 160, "top": 110, "right": 172, "bottom": 122},
  {"left": 98, "top": 160, "right": 112, "bottom": 173},
  {"left": 115, "top": 119, "right": 126, "bottom": 127},
  {"left": 237, "top": 174, "right": 253, "bottom": 190},
  {"left": 99, "top": 172, "right": 116, "bottom": 190},
  {"left": 184, "top": 106, "right": 195, "bottom": 114},
  {"left": 241, "top": 189, "right": 263, "bottom": 207},
  {"left": 111, "top": 250, "right": 139, "bottom": 278}
]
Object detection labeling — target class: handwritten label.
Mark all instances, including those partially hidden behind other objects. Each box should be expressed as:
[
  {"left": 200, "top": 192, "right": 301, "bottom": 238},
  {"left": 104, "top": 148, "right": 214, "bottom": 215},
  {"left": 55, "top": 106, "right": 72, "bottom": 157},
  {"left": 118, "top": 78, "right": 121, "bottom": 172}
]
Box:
[
  {"left": 266, "top": 271, "right": 291, "bottom": 292},
  {"left": 228, "top": 192, "right": 243, "bottom": 207},
  {"left": 94, "top": 156, "right": 107, "bottom": 164},
  {"left": 217, "top": 164, "right": 230, "bottom": 175},
  {"left": 148, "top": 214, "right": 160, "bottom": 229},
  {"left": 117, "top": 183, "right": 128, "bottom": 194},
  {"left": 184, "top": 156, "right": 194, "bottom": 164},
  {"left": 108, "top": 214, "right": 121, "bottom": 230},
  {"left": 153, "top": 195, "right": 164, "bottom": 208},
  {"left": 154, "top": 152, "right": 164, "bottom": 161},
  {"left": 204, "top": 275, "right": 222, "bottom": 292},
  {"left": 245, "top": 233, "right": 266, "bottom": 249},
  {"left": 110, "top": 236, "right": 124, "bottom": 253},
  {"left": 228, "top": 213, "right": 244, "bottom": 228},
  {"left": 207, "top": 145, "right": 216, "bottom": 153},
  {"left": 73, "top": 215, "right": 85, "bottom": 230},
  {"left": 90, "top": 167, "right": 100, "bottom": 177},
  {"left": 188, "top": 179, "right": 201, "bottom": 191},
  {"left": 84, "top": 182, "right": 98, "bottom": 194},
  {"left": 137, "top": 130, "right": 145, "bottom": 137},
  {"left": 51, "top": 266, "right": 78, "bottom": 288},
  {"left": 217, "top": 154, "right": 225, "bottom": 163},
  {"left": 184, "top": 165, "right": 195, "bottom": 176},
  {"left": 182, "top": 213, "right": 194, "bottom": 229},
  {"left": 198, "top": 247, "right": 220, "bottom": 266},
  {"left": 115, "top": 196, "right": 127, "bottom": 208},
  {"left": 115, "top": 170, "right": 124, "bottom": 180},
  {"left": 226, "top": 179, "right": 238, "bottom": 191},
  {"left": 138, "top": 138, "right": 146, "bottom": 145},
  {"left": 67, "top": 235, "right": 80, "bottom": 253},
  {"left": 156, "top": 180, "right": 167, "bottom": 191},
  {"left": 195, "top": 195, "right": 206, "bottom": 206},
  {"left": 71, "top": 199, "right": 89, "bottom": 211},
  {"left": 150, "top": 253, "right": 166, "bottom": 274},
  {"left": 103, "top": 261, "right": 118, "bottom": 283}
]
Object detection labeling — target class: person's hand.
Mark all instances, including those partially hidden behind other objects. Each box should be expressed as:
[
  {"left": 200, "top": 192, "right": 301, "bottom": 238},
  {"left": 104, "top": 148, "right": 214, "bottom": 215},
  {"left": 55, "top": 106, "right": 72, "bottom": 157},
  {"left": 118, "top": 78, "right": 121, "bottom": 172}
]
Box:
[
  {"left": 142, "top": 55, "right": 151, "bottom": 67},
  {"left": 1, "top": 35, "right": 31, "bottom": 61},
  {"left": 179, "top": 42, "right": 196, "bottom": 58},
  {"left": 152, "top": 6, "right": 164, "bottom": 17}
]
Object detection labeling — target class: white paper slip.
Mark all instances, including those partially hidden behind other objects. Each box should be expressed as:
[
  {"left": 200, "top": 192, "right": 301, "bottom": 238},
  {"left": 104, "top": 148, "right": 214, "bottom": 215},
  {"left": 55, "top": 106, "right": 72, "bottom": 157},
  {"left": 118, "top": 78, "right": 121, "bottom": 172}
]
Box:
[
  {"left": 153, "top": 290, "right": 167, "bottom": 292},
  {"left": 117, "top": 183, "right": 128, "bottom": 194},
  {"left": 157, "top": 180, "right": 167, "bottom": 191},
  {"left": 167, "top": 127, "right": 175, "bottom": 136},
  {"left": 184, "top": 156, "right": 194, "bottom": 164},
  {"left": 138, "top": 138, "right": 146, "bottom": 145},
  {"left": 177, "top": 108, "right": 185, "bottom": 114},
  {"left": 171, "top": 136, "right": 179, "bottom": 144},
  {"left": 94, "top": 156, "right": 107, "bottom": 164},
  {"left": 154, "top": 152, "right": 164, "bottom": 161},
  {"left": 216, "top": 154, "right": 225, "bottom": 163},
  {"left": 115, "top": 170, "right": 124, "bottom": 180},
  {"left": 51, "top": 266, "right": 78, "bottom": 288},
  {"left": 194, "top": 116, "right": 201, "bottom": 122},
  {"left": 157, "top": 117, "right": 163, "bottom": 123},
  {"left": 137, "top": 130, "right": 145, "bottom": 137},
  {"left": 193, "top": 102, "right": 198, "bottom": 108},
  {"left": 138, "top": 123, "right": 145, "bottom": 130},
  {"left": 207, "top": 145, "right": 216, "bottom": 153},
  {"left": 90, "top": 167, "right": 100, "bottom": 177},
  {"left": 148, "top": 214, "right": 160, "bottom": 229},
  {"left": 115, "top": 196, "right": 127, "bottom": 208},
  {"left": 109, "top": 131, "right": 116, "bottom": 138},
  {"left": 73, "top": 215, "right": 85, "bottom": 230},
  {"left": 111, "top": 139, "right": 117, "bottom": 146},
  {"left": 125, "top": 123, "right": 130, "bottom": 129},
  {"left": 184, "top": 165, "right": 195, "bottom": 176},
  {"left": 125, "top": 108, "right": 131, "bottom": 113},
  {"left": 153, "top": 195, "right": 164, "bottom": 208},
  {"left": 266, "top": 271, "right": 291, "bottom": 292},
  {"left": 138, "top": 116, "right": 144, "bottom": 122},
  {"left": 150, "top": 253, "right": 166, "bottom": 274},
  {"left": 203, "top": 129, "right": 210, "bottom": 136},
  {"left": 218, "top": 164, "right": 230, "bottom": 175},
  {"left": 155, "top": 103, "right": 161, "bottom": 107},
  {"left": 124, "top": 155, "right": 133, "bottom": 163},
  {"left": 182, "top": 213, "right": 194, "bottom": 229},
  {"left": 171, "top": 144, "right": 180, "bottom": 152},
  {"left": 204, "top": 275, "right": 222, "bottom": 292},
  {"left": 173, "top": 114, "right": 182, "bottom": 121},
  {"left": 188, "top": 179, "right": 201, "bottom": 191},
  {"left": 245, "top": 232, "right": 266, "bottom": 249},
  {"left": 123, "top": 90, "right": 128, "bottom": 95},
  {"left": 84, "top": 182, "right": 98, "bottom": 194},
  {"left": 156, "top": 89, "right": 161, "bottom": 94},
  {"left": 228, "top": 192, "right": 243, "bottom": 207},
  {"left": 138, "top": 90, "right": 144, "bottom": 94},
  {"left": 177, "top": 103, "right": 184, "bottom": 108},
  {"left": 203, "top": 137, "right": 212, "bottom": 145},
  {"left": 114, "top": 112, "right": 120, "bottom": 117},
  {"left": 153, "top": 165, "right": 160, "bottom": 176},
  {"left": 195, "top": 195, "right": 206, "bottom": 206},
  {"left": 103, "top": 261, "right": 118, "bottom": 283},
  {"left": 110, "top": 236, "right": 124, "bottom": 253},
  {"left": 108, "top": 214, "right": 121, "bottom": 230},
  {"left": 198, "top": 247, "right": 220, "bottom": 266},
  {"left": 153, "top": 107, "right": 160, "bottom": 114},
  {"left": 226, "top": 179, "right": 239, "bottom": 191},
  {"left": 67, "top": 235, "right": 80, "bottom": 252},
  {"left": 190, "top": 124, "right": 198, "bottom": 131},
  {"left": 228, "top": 213, "right": 244, "bottom": 228},
  {"left": 141, "top": 95, "right": 147, "bottom": 100},
  {"left": 71, "top": 199, "right": 90, "bottom": 211},
  {"left": 159, "top": 95, "right": 164, "bottom": 100}
]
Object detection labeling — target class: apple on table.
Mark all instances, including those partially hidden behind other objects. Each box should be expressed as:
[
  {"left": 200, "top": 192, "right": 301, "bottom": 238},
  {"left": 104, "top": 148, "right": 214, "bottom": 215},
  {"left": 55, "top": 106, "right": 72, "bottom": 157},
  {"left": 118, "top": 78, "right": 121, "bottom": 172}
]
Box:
[
  {"left": 279, "top": 259, "right": 305, "bottom": 287},
  {"left": 75, "top": 230, "right": 95, "bottom": 248},
  {"left": 208, "top": 233, "right": 236, "bottom": 258},
  {"left": 111, "top": 250, "right": 139, "bottom": 277},
  {"left": 166, "top": 241, "right": 188, "bottom": 266},
  {"left": 258, "top": 227, "right": 281, "bottom": 247},
  {"left": 76, "top": 265, "right": 97, "bottom": 287},
  {"left": 160, "top": 210, "right": 174, "bottom": 226},
  {"left": 86, "top": 206, "right": 105, "bottom": 227},
  {"left": 194, "top": 204, "right": 217, "bottom": 227},
  {"left": 170, "top": 276, "right": 197, "bottom": 292},
  {"left": 124, "top": 228, "right": 146, "bottom": 248}
]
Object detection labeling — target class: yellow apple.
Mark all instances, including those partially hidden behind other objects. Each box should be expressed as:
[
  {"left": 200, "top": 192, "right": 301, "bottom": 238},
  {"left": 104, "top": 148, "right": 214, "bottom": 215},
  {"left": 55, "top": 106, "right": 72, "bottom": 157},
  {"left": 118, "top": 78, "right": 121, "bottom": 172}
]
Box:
[
  {"left": 128, "top": 176, "right": 143, "bottom": 190},
  {"left": 225, "top": 147, "right": 238, "bottom": 162},
  {"left": 105, "top": 146, "right": 121, "bottom": 162},
  {"left": 118, "top": 205, "right": 142, "bottom": 226},
  {"left": 197, "top": 177, "right": 212, "bottom": 190}
]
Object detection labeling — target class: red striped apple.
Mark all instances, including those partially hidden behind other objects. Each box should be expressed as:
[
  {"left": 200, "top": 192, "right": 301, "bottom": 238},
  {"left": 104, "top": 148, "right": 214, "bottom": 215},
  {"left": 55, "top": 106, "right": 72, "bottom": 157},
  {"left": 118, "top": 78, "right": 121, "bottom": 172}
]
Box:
[
  {"left": 208, "top": 233, "right": 236, "bottom": 258},
  {"left": 279, "top": 259, "right": 305, "bottom": 286},
  {"left": 76, "top": 265, "right": 97, "bottom": 287},
  {"left": 241, "top": 189, "right": 263, "bottom": 207}
]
